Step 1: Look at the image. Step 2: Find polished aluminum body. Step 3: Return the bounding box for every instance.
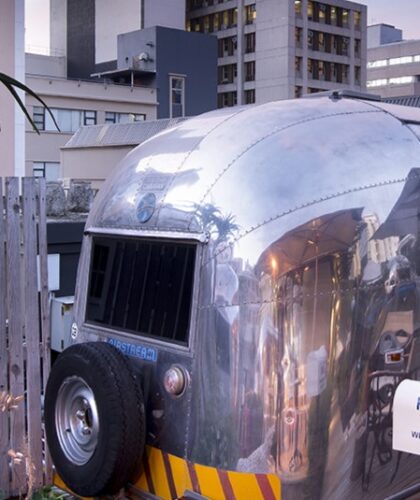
[73,95,420,499]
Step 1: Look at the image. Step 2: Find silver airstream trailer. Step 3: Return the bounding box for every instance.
[45,93,420,500]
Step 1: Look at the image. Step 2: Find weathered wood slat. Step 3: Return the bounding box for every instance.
[0,180,10,498]
[6,177,26,495]
[37,177,53,483]
[23,178,43,488]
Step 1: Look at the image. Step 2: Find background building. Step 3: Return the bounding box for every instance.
[367,24,420,99]
[0,0,25,176]
[24,0,217,180]
[186,0,367,107]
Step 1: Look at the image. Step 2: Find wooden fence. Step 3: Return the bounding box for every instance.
[0,177,52,498]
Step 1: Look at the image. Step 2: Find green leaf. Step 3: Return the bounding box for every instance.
[0,72,60,132]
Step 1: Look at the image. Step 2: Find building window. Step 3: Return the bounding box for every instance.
[218,64,236,84]
[355,66,361,85]
[170,75,185,118]
[218,36,237,57]
[295,57,302,77]
[389,76,415,85]
[367,59,387,68]
[83,110,97,126]
[307,1,313,21]
[318,3,326,23]
[295,0,302,16]
[245,4,256,25]
[245,61,255,82]
[330,6,337,25]
[245,32,256,53]
[367,79,388,88]
[217,91,237,108]
[342,9,349,27]
[295,27,302,48]
[354,10,361,30]
[106,112,146,124]
[245,89,255,104]
[33,161,60,181]
[355,39,361,57]
[295,86,302,98]
[33,106,45,131]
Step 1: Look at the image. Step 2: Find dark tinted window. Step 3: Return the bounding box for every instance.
[86,237,196,344]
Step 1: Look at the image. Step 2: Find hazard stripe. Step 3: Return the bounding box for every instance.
[162,451,177,499]
[256,473,276,500]
[187,461,201,494]
[217,470,236,500]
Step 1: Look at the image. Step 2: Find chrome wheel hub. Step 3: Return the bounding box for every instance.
[55,376,99,465]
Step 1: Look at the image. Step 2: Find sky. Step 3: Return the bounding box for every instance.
[24,0,420,52]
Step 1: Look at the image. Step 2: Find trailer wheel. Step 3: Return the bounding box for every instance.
[44,342,145,497]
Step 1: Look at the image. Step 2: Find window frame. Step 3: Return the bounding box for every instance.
[83,231,204,352]
[169,74,186,118]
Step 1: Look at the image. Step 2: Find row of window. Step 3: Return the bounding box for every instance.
[367,76,416,88]
[33,161,60,181]
[188,4,256,32]
[295,0,361,30]
[187,0,230,10]
[217,89,255,108]
[297,28,361,58]
[368,54,420,69]
[298,58,360,85]
[217,32,256,58]
[295,86,326,97]
[33,107,146,132]
[218,61,255,84]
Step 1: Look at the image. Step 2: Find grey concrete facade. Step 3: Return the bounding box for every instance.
[187,0,367,106]
[367,24,420,99]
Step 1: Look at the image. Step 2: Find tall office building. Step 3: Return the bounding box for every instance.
[186,0,367,107]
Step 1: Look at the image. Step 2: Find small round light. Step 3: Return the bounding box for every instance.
[163,366,187,396]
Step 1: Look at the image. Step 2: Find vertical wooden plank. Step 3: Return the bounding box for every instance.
[6,177,26,494]
[0,179,10,498]
[23,178,43,488]
[37,177,53,483]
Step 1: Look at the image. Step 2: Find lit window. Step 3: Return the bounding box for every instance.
[307,1,313,20]
[295,0,302,16]
[319,4,326,23]
[354,11,361,30]
[170,75,185,118]
[367,59,387,68]
[330,6,337,25]
[245,4,256,24]
[367,79,387,88]
[389,56,413,65]
[342,9,349,27]
[389,76,414,85]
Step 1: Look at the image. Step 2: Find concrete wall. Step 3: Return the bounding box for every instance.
[368,24,402,49]
[155,26,217,118]
[144,0,186,30]
[61,146,132,189]
[50,0,67,56]
[26,53,66,78]
[95,0,141,64]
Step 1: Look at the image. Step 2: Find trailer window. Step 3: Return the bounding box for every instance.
[85,236,196,344]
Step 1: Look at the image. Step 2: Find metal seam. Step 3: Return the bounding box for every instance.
[187,108,382,231]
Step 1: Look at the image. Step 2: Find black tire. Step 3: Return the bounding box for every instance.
[44,342,146,497]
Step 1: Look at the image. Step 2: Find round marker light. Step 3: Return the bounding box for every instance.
[163,366,186,396]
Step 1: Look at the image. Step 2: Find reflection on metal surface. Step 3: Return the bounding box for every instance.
[73,96,420,499]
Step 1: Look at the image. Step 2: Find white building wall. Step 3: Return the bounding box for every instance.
[95,0,141,64]
[144,0,186,30]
